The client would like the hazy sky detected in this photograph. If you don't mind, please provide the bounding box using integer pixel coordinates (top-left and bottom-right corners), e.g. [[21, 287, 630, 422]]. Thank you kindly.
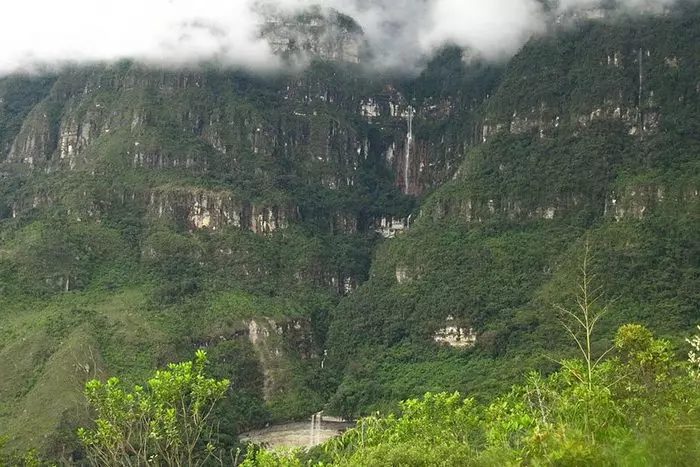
[[0, 0, 688, 75]]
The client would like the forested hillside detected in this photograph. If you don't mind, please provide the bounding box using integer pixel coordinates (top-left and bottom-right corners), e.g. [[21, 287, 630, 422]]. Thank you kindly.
[[1, 2, 699, 462], [326, 4, 700, 416]]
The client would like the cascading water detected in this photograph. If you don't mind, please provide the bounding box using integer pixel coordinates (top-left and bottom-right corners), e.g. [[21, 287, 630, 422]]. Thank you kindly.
[[404, 106, 414, 195], [309, 411, 323, 446]]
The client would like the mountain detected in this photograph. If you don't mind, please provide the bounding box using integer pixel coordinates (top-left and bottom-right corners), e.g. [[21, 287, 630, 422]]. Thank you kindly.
[[326, 4, 700, 415], [1, 3, 699, 459]]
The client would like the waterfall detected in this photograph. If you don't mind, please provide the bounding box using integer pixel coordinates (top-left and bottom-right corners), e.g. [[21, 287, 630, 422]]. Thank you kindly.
[[404, 106, 414, 195], [308, 413, 315, 446], [309, 411, 323, 446]]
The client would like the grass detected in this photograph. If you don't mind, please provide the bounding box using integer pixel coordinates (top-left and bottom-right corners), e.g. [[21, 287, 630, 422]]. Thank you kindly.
[[0, 283, 322, 454], [4, 325, 100, 456]]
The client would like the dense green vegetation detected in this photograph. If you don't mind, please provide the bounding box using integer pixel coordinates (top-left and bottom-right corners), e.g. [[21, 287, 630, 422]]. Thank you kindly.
[[324, 123, 700, 414], [0, 55, 435, 457], [324, 3, 700, 417], [4, 319, 699, 465], [243, 248, 700, 464], [1, 4, 700, 463], [245, 322, 700, 466], [77, 350, 229, 466]]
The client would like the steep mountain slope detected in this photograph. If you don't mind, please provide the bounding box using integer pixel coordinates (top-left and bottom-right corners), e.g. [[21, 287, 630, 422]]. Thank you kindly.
[[1, 3, 699, 459], [0, 18, 497, 457], [325, 5, 700, 416]]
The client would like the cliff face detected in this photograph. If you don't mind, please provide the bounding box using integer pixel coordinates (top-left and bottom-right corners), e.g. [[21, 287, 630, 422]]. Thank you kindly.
[[0, 59, 492, 315], [262, 8, 365, 64], [2, 3, 700, 455], [324, 5, 700, 417], [419, 7, 700, 226], [3, 7, 698, 213], [1, 37, 493, 218], [481, 14, 700, 140], [0, 42, 491, 452]]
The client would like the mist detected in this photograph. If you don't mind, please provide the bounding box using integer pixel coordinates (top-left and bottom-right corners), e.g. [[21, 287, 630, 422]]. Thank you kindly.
[[0, 0, 692, 76]]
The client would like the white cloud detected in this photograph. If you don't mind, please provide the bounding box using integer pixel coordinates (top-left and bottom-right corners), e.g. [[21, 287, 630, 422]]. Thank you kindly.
[[0, 0, 279, 74], [0, 0, 692, 76], [418, 0, 546, 60]]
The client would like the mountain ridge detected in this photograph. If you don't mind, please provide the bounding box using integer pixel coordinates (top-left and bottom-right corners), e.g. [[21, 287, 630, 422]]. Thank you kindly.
[[1, 3, 700, 458]]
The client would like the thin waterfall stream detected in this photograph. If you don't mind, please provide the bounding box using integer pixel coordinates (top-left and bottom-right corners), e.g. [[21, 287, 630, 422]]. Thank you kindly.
[[404, 106, 414, 194], [309, 411, 322, 446]]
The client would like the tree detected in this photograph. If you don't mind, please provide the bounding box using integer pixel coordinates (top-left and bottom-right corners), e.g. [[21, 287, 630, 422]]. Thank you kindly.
[[77, 350, 229, 466], [555, 242, 613, 391]]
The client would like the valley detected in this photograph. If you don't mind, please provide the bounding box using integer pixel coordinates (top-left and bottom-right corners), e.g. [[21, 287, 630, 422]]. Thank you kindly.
[[1, 1, 700, 464]]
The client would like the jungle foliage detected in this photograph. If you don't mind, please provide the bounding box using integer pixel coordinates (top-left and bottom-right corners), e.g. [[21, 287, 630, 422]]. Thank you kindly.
[[1, 4, 700, 462]]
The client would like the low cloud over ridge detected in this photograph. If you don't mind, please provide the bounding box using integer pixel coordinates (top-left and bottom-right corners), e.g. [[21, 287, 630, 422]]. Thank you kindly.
[[0, 0, 692, 76]]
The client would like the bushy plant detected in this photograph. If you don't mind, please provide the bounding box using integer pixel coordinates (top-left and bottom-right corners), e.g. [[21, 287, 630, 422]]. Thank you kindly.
[[77, 350, 229, 466]]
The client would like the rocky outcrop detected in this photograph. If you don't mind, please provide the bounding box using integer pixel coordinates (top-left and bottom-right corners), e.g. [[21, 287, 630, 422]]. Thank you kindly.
[[147, 187, 293, 233], [189, 316, 316, 403], [377, 217, 411, 239], [481, 99, 659, 143], [245, 318, 315, 401], [2, 56, 480, 199], [261, 8, 364, 64], [606, 184, 700, 221], [7, 103, 56, 168], [434, 316, 477, 348], [425, 195, 571, 224]]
